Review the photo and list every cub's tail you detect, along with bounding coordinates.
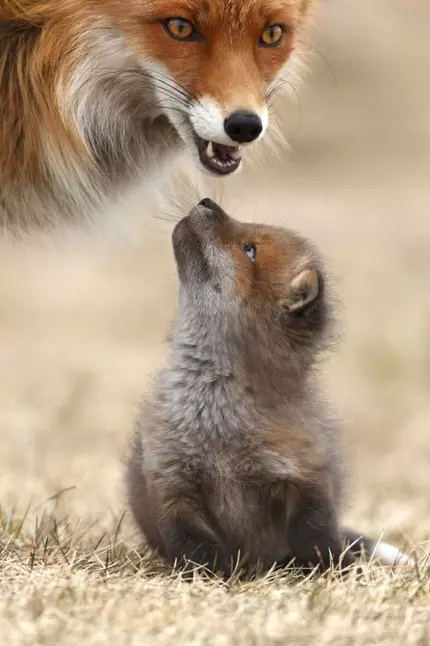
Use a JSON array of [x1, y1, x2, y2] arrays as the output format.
[[341, 526, 410, 566]]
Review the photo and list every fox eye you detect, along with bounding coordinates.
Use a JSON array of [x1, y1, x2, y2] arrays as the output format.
[[244, 244, 257, 262], [162, 18, 202, 42], [260, 24, 284, 47]]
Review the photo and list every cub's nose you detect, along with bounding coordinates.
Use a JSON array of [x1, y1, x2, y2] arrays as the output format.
[[196, 198, 227, 220], [224, 110, 263, 144], [198, 198, 218, 210]]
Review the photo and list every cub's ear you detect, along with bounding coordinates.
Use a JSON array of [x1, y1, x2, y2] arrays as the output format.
[[284, 268, 323, 315]]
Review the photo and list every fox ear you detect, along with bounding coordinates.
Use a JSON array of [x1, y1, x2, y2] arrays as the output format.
[[284, 268, 322, 315]]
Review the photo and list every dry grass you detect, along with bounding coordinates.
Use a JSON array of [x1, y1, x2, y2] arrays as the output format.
[[1, 511, 430, 646], [1, 1, 430, 643]]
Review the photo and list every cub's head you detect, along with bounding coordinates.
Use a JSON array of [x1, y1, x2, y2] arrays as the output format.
[[106, 0, 314, 176], [172, 198, 329, 358]]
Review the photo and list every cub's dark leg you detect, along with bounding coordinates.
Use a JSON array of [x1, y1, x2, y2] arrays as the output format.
[[161, 511, 229, 575], [286, 486, 357, 573]]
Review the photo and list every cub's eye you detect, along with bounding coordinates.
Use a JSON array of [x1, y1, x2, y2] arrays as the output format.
[[162, 18, 201, 41], [260, 24, 284, 48], [244, 244, 257, 262]]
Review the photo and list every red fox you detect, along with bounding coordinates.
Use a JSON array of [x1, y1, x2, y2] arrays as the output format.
[[126, 198, 409, 576], [0, 0, 313, 232]]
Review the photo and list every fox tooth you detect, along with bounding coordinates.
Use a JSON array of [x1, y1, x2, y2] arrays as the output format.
[[207, 141, 214, 158], [230, 147, 241, 160]]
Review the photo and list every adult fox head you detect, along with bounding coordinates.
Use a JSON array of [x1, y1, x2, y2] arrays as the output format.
[[102, 0, 314, 176], [0, 0, 314, 231]]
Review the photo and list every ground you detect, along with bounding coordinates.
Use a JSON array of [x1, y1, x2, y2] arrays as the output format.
[[1, 1, 430, 643]]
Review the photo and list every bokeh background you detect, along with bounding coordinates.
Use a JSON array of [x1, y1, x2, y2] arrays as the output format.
[[1, 0, 429, 549]]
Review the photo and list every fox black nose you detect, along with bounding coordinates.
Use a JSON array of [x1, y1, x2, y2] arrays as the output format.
[[198, 198, 218, 210], [224, 110, 263, 144], [197, 198, 226, 219]]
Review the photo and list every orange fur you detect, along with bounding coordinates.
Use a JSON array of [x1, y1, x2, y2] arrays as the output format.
[[0, 7, 87, 184], [109, 0, 299, 112]]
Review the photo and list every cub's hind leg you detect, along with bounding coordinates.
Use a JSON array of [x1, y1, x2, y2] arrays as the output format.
[[160, 499, 230, 575], [286, 484, 357, 573], [126, 430, 229, 573]]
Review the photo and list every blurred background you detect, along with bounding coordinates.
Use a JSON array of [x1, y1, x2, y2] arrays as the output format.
[[1, 0, 429, 547]]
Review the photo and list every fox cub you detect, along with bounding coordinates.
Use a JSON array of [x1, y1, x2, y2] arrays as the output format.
[[126, 198, 408, 574]]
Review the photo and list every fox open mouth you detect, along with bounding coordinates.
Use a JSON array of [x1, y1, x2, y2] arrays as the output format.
[[194, 135, 242, 176]]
